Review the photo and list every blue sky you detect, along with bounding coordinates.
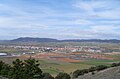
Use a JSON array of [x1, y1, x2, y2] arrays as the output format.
[[0, 0, 120, 40]]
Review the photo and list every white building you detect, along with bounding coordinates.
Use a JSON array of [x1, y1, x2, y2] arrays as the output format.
[[0, 53, 7, 56]]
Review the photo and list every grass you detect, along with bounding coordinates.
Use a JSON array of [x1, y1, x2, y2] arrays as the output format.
[[72, 59, 120, 66], [38, 59, 92, 75], [42, 68, 60, 76], [0, 57, 120, 76]]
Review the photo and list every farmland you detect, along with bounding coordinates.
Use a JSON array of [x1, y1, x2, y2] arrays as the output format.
[[0, 42, 120, 76], [0, 54, 119, 76]]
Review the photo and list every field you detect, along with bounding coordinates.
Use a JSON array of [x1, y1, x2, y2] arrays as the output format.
[[0, 42, 120, 76], [0, 56, 91, 76], [0, 55, 119, 76]]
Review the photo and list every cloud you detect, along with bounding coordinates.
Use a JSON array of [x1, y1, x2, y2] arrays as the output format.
[[73, 0, 120, 19], [74, 19, 93, 25], [90, 25, 118, 32], [0, 0, 120, 39]]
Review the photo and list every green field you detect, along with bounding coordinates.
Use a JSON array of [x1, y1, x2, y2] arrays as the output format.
[[37, 59, 120, 76], [0, 57, 120, 76], [38, 59, 92, 76]]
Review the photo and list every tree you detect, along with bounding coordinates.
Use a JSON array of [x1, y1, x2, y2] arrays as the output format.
[[9, 58, 43, 79], [23, 58, 43, 79], [55, 72, 71, 79], [42, 73, 54, 79], [0, 61, 4, 71], [0, 61, 11, 78], [11, 59, 24, 79]]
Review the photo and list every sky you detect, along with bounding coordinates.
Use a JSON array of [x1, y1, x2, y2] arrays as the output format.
[[0, 0, 120, 40]]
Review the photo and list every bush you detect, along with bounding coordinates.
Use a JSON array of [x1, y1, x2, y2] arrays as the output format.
[[89, 67, 96, 72], [111, 62, 120, 67], [91, 71, 95, 75], [72, 69, 87, 78], [82, 69, 89, 73], [42, 73, 54, 79], [96, 65, 108, 71], [55, 72, 71, 79], [73, 70, 80, 78]]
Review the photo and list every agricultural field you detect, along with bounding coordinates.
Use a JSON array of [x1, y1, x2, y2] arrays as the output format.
[[0, 42, 120, 76], [0, 54, 119, 76]]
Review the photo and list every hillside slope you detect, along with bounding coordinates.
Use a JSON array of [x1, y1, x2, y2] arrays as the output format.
[[76, 66, 120, 79]]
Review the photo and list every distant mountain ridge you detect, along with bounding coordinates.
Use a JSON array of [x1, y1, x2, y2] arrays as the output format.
[[0, 37, 120, 43], [62, 39, 120, 43], [11, 37, 58, 42], [9, 37, 120, 43]]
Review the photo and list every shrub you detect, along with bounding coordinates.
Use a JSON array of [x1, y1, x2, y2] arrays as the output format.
[[72, 69, 86, 78], [96, 65, 108, 71], [42, 73, 54, 79], [55, 72, 71, 79], [111, 62, 120, 67], [89, 67, 96, 72]]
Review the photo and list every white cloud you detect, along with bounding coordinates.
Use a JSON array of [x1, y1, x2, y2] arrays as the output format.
[[0, 0, 120, 39], [74, 19, 93, 25], [73, 0, 120, 19], [91, 25, 116, 32]]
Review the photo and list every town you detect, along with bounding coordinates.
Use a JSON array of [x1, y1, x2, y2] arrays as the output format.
[[0, 43, 120, 62]]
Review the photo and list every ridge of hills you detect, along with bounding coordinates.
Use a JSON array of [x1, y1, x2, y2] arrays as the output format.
[[1, 37, 120, 43]]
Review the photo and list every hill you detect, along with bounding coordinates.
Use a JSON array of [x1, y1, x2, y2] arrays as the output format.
[[0, 37, 120, 43], [11, 37, 59, 42], [62, 39, 120, 43], [76, 66, 120, 79]]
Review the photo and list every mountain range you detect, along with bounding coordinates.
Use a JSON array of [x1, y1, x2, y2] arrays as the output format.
[[0, 37, 120, 43]]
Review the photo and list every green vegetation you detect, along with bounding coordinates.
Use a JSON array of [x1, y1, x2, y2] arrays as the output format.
[[42, 73, 54, 79], [72, 59, 120, 65], [0, 58, 43, 79], [0, 58, 71, 79], [1, 57, 120, 76], [42, 69, 60, 75], [0, 58, 120, 79], [36, 59, 92, 75], [55, 73, 71, 79], [111, 62, 120, 67], [72, 62, 120, 78]]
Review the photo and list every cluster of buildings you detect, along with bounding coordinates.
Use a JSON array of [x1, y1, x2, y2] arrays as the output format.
[[0, 45, 105, 54]]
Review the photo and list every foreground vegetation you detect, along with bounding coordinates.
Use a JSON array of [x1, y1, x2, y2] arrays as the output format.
[[73, 62, 120, 78], [0, 58, 120, 79], [0, 58, 70, 79], [0, 57, 120, 76]]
